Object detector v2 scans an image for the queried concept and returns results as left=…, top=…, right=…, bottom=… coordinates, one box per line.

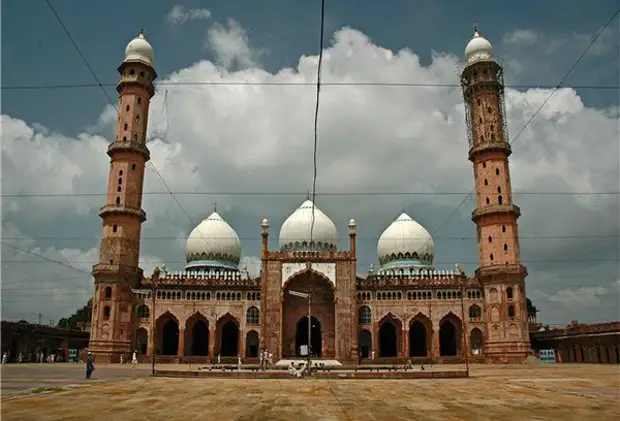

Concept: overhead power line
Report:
left=2, top=258, right=617, bottom=265
left=2, top=82, right=618, bottom=91
left=43, top=0, right=214, bottom=255
left=2, top=235, right=618, bottom=241
left=431, top=9, right=620, bottom=237
left=1, top=190, right=617, bottom=198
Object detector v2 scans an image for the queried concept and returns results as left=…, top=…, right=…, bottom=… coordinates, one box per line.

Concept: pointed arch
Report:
left=185, top=312, right=210, bottom=356
left=470, top=327, right=484, bottom=355
left=216, top=313, right=240, bottom=357
left=155, top=311, right=180, bottom=356
left=408, top=312, right=432, bottom=357
left=282, top=266, right=336, bottom=294
left=378, top=312, right=402, bottom=358
left=439, top=312, right=463, bottom=357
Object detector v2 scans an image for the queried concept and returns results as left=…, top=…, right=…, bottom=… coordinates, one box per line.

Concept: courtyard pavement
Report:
left=1, top=363, right=619, bottom=420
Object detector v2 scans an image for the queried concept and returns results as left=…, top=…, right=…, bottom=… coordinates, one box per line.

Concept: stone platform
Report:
left=154, top=367, right=468, bottom=379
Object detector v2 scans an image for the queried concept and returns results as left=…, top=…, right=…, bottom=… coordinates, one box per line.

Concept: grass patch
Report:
left=31, top=387, right=64, bottom=394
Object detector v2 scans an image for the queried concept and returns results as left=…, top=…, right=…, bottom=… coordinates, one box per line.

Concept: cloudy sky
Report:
left=1, top=0, right=619, bottom=326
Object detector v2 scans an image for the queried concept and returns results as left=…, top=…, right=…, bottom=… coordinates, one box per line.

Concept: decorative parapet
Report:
left=143, top=268, right=260, bottom=288
left=267, top=250, right=352, bottom=262
left=357, top=268, right=476, bottom=289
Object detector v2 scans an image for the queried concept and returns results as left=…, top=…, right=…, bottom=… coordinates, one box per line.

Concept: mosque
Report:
left=88, top=27, right=531, bottom=364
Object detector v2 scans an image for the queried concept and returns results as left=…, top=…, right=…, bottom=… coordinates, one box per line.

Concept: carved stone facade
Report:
left=91, top=28, right=532, bottom=364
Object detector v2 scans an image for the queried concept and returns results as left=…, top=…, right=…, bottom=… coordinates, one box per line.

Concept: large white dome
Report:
left=464, top=26, right=493, bottom=65
left=185, top=212, right=241, bottom=270
left=377, top=212, right=435, bottom=270
left=124, top=31, right=154, bottom=66
left=279, top=200, right=338, bottom=251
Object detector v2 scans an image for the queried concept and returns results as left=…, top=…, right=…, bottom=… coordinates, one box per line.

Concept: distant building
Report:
left=530, top=321, right=620, bottom=364
left=0, top=321, right=89, bottom=362
left=88, top=26, right=531, bottom=364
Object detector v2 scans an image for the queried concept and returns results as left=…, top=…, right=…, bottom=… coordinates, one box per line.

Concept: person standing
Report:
left=86, top=352, right=95, bottom=379
left=132, top=350, right=138, bottom=368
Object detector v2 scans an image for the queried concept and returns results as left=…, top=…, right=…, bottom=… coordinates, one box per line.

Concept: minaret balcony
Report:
left=475, top=263, right=527, bottom=280
left=92, top=263, right=143, bottom=284
left=471, top=203, right=521, bottom=222
left=468, top=140, right=512, bottom=161
left=99, top=204, right=147, bottom=222
left=107, top=140, right=150, bottom=160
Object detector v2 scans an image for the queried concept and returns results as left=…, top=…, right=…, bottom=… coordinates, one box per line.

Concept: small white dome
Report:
left=465, top=26, right=493, bottom=65
left=377, top=212, right=435, bottom=270
left=124, top=31, right=154, bottom=66
left=185, top=212, right=241, bottom=270
left=279, top=200, right=338, bottom=251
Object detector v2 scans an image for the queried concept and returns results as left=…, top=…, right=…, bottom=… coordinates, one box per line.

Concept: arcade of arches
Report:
left=357, top=308, right=485, bottom=359
left=139, top=305, right=485, bottom=360
left=150, top=310, right=260, bottom=359
left=282, top=272, right=336, bottom=358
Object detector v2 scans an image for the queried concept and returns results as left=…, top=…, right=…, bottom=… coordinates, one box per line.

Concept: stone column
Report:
left=178, top=329, right=185, bottom=357
left=209, top=325, right=216, bottom=360
left=403, top=327, right=409, bottom=357
left=147, top=326, right=154, bottom=357
left=239, top=329, right=246, bottom=359
left=372, top=322, right=379, bottom=358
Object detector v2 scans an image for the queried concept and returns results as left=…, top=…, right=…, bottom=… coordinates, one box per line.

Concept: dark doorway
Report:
left=246, top=330, right=259, bottom=358
left=379, top=322, right=398, bottom=357
left=220, top=321, right=239, bottom=357
left=359, top=329, right=372, bottom=359
left=162, top=320, right=179, bottom=355
left=191, top=320, right=209, bottom=356
left=136, top=328, right=148, bottom=355
left=439, top=321, right=457, bottom=356
left=470, top=328, right=483, bottom=355
left=295, top=316, right=322, bottom=357
left=409, top=321, right=427, bottom=357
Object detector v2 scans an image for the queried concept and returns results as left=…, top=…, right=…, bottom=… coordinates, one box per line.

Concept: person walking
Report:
left=86, top=352, right=95, bottom=379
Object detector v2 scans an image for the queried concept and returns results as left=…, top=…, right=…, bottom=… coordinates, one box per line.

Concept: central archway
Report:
left=409, top=321, right=427, bottom=357
left=295, top=315, right=322, bottom=357
left=378, top=314, right=402, bottom=358
left=282, top=270, right=336, bottom=358
left=439, top=313, right=462, bottom=357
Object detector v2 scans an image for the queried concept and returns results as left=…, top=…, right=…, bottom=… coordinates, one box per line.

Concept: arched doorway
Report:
left=220, top=321, right=239, bottom=357
left=470, top=328, right=483, bottom=355
left=162, top=320, right=179, bottom=355
left=379, top=318, right=400, bottom=358
left=185, top=313, right=210, bottom=356
left=295, top=315, right=322, bottom=357
left=359, top=329, right=372, bottom=359
left=191, top=320, right=210, bottom=356
left=246, top=330, right=259, bottom=358
left=439, top=314, right=461, bottom=357
left=409, top=319, right=429, bottom=357
left=282, top=270, right=336, bottom=358
left=135, top=328, right=148, bottom=355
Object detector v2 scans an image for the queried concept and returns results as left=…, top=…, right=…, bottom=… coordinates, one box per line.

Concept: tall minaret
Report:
left=460, top=25, right=530, bottom=363
left=89, top=30, right=157, bottom=363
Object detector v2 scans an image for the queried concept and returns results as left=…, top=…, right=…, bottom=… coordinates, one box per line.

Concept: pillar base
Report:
left=484, top=340, right=530, bottom=363
left=88, top=339, right=132, bottom=363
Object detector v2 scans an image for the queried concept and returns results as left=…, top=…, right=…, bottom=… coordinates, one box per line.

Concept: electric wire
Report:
left=43, top=0, right=215, bottom=258
left=431, top=9, right=620, bottom=237
left=309, top=0, right=327, bottom=248
left=2, top=82, right=618, bottom=91
left=2, top=191, right=618, bottom=198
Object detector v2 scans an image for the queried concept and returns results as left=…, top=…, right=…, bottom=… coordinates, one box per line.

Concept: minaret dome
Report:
left=124, top=30, right=154, bottom=66
left=464, top=24, right=493, bottom=65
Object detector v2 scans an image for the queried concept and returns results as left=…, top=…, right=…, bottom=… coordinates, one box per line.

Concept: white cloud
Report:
left=206, top=18, right=262, bottom=69
left=503, top=29, right=538, bottom=46
left=166, top=5, right=211, bottom=26
left=2, top=23, right=618, bottom=324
